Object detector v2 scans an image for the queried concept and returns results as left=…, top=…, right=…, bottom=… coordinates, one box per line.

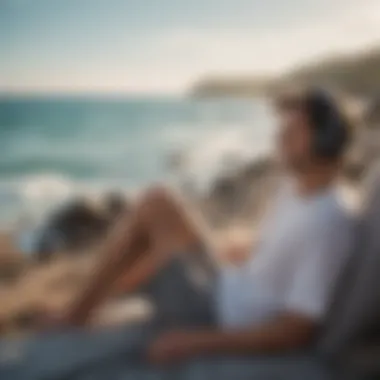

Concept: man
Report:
left=46, top=86, right=353, bottom=366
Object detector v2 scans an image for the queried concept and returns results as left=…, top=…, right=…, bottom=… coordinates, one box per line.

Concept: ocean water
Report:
left=0, top=96, right=275, bottom=226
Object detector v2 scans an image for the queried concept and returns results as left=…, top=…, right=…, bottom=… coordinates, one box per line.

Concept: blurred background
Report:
left=0, top=0, right=379, bottom=334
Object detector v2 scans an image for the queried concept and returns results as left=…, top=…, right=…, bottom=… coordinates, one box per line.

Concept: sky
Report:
left=1, top=0, right=380, bottom=94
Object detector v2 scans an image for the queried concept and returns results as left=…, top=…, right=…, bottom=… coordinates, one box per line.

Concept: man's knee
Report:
left=141, top=186, right=179, bottom=216
left=139, top=186, right=193, bottom=243
left=144, top=186, right=172, bottom=203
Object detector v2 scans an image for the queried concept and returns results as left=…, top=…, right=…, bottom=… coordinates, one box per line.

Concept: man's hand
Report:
left=147, top=330, right=201, bottom=365
left=220, top=241, right=250, bottom=265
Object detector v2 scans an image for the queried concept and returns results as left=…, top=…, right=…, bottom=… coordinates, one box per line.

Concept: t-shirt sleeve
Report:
left=284, top=214, right=351, bottom=321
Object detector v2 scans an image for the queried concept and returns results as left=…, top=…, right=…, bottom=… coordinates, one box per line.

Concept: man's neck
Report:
left=295, top=165, right=338, bottom=197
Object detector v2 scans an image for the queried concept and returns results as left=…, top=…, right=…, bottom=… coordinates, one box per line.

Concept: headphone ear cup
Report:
left=313, top=131, right=325, bottom=157
left=313, top=122, right=345, bottom=159
left=307, top=88, right=349, bottom=159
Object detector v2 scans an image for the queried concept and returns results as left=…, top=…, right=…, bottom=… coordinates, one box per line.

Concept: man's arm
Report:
left=148, top=312, right=316, bottom=364
left=219, top=238, right=256, bottom=265
left=189, top=313, right=315, bottom=353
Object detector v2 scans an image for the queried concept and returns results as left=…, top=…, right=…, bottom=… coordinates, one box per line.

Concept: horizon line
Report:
left=0, top=91, right=185, bottom=99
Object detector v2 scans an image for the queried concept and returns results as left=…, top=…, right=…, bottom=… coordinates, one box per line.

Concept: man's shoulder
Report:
left=302, top=189, right=354, bottom=240
left=319, top=211, right=355, bottom=264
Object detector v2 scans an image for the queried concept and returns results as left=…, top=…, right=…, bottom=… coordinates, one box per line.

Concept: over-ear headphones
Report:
left=304, top=88, right=350, bottom=160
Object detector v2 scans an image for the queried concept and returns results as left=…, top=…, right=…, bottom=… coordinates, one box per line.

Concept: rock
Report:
left=205, top=156, right=279, bottom=227
left=102, top=192, right=130, bottom=222
left=365, top=95, right=380, bottom=128
left=165, top=150, right=189, bottom=172
left=34, top=198, right=106, bottom=260
left=343, top=160, right=366, bottom=183
left=33, top=193, right=130, bottom=261
left=341, top=95, right=380, bottom=180
left=241, top=156, right=277, bottom=181
left=0, top=233, right=28, bottom=285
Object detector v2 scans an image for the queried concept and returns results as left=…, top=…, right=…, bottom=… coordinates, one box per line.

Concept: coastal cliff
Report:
left=191, top=47, right=380, bottom=98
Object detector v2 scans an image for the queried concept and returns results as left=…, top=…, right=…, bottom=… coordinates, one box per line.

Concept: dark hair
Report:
left=274, top=85, right=351, bottom=160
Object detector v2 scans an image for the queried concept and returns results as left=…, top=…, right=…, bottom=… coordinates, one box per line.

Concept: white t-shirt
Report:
left=216, top=183, right=353, bottom=329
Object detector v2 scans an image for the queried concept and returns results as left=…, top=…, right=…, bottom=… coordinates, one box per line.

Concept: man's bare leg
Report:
left=64, top=187, right=213, bottom=326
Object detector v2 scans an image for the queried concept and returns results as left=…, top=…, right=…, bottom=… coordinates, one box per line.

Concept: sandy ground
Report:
left=0, top=232, right=100, bottom=334
left=0, top=225, right=241, bottom=336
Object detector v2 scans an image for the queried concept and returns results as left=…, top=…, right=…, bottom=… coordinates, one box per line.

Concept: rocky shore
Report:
left=0, top=95, right=378, bottom=337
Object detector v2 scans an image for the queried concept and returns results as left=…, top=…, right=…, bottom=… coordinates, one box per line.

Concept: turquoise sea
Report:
left=0, top=95, right=275, bottom=225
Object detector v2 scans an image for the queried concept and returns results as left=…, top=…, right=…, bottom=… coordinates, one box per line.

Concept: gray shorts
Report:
left=140, top=249, right=218, bottom=329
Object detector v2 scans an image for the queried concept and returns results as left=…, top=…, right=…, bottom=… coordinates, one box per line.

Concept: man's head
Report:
left=274, top=86, right=351, bottom=173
